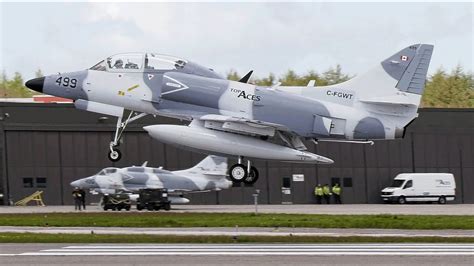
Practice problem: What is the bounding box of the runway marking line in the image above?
[18,252,474,256]
[6,244,472,257]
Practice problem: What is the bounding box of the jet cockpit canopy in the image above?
[96,167,119,176]
[89,53,188,72]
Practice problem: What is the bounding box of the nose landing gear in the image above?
[107,110,147,162]
[228,157,259,185]
[108,147,122,162]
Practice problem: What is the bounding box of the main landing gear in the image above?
[108,110,147,162]
[228,157,259,185]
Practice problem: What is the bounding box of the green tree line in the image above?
[228,65,473,108]
[0,66,472,108]
[0,69,43,98]
[228,65,352,87]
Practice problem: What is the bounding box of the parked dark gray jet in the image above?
[70,155,231,204]
[26,44,434,184]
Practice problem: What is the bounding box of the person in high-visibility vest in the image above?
[314,184,324,204]
[332,183,342,204]
[322,184,331,204]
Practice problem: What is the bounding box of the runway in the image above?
[1,204,473,215]
[0,244,472,265]
[5,243,474,256]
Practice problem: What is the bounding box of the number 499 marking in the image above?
[56,77,77,88]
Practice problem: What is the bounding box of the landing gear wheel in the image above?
[229,164,247,183]
[106,111,148,162]
[243,166,259,185]
[108,149,122,162]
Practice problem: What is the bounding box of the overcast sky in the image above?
[1,2,472,81]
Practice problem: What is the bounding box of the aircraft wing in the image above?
[169,189,215,194]
[156,108,207,121]
[198,114,291,137]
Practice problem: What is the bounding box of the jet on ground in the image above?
[70,155,232,203]
[27,44,434,184]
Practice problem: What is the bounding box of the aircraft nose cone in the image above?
[143,125,162,137]
[25,77,45,93]
[318,156,334,164]
[70,180,81,188]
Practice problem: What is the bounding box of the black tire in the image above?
[147,205,154,211]
[108,149,121,162]
[137,205,143,211]
[243,166,259,185]
[438,196,447,204]
[229,164,247,183]
[398,196,406,204]
[103,206,108,211]
[164,203,171,211]
[125,206,131,211]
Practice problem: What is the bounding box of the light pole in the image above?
[253,189,260,215]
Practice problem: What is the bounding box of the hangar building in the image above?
[0,102,473,205]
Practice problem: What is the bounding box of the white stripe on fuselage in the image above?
[218,81,255,119]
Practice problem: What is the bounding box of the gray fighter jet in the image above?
[27,44,434,184]
[70,155,231,204]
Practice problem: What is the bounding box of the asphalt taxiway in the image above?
[1,204,473,215]
[0,244,472,265]
[0,226,472,238]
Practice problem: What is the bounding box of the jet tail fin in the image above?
[177,155,228,178]
[310,44,434,110]
[381,44,434,95]
[346,44,433,98]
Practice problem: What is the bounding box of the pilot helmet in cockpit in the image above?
[114,59,123,69]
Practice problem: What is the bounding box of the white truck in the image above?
[381,173,456,204]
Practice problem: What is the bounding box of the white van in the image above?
[381,173,456,204]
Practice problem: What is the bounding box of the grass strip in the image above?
[0,233,473,243]
[0,213,472,230]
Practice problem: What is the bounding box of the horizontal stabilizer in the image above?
[359,94,420,107]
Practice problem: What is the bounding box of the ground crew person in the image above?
[323,184,331,204]
[332,183,342,204]
[72,187,82,211]
[314,184,323,204]
[79,188,86,210]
